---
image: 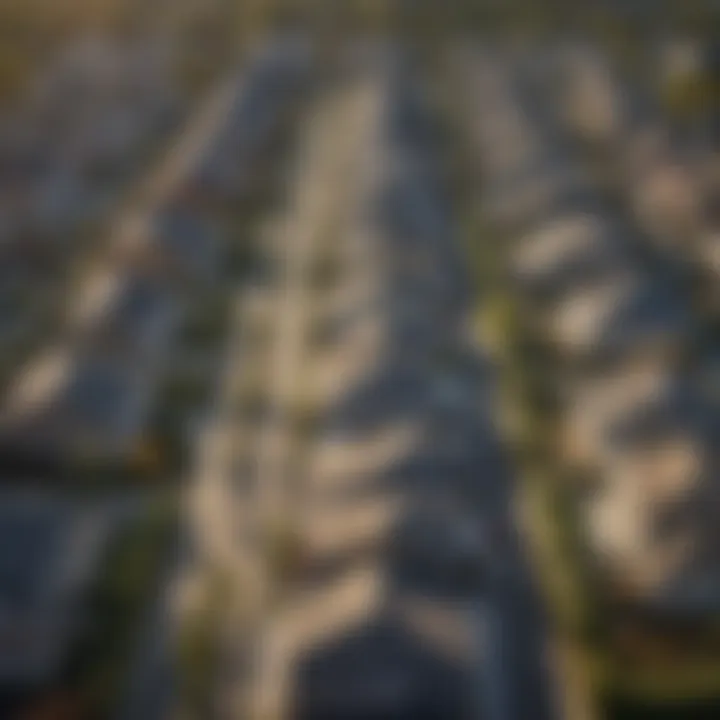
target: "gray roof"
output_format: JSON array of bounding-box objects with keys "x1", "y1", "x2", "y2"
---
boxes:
[
  {"x1": 75, "y1": 270, "x2": 178, "y2": 359},
  {"x1": 0, "y1": 494, "x2": 115, "y2": 683},
  {"x1": 0, "y1": 349, "x2": 146, "y2": 458},
  {"x1": 149, "y1": 207, "x2": 218, "y2": 281},
  {"x1": 548, "y1": 273, "x2": 690, "y2": 362},
  {"x1": 511, "y1": 213, "x2": 626, "y2": 300}
]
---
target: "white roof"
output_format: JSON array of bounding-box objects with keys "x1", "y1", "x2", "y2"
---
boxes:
[
  {"x1": 549, "y1": 274, "x2": 685, "y2": 359},
  {"x1": 566, "y1": 363, "x2": 718, "y2": 606},
  {"x1": 512, "y1": 213, "x2": 622, "y2": 291},
  {"x1": 2, "y1": 348, "x2": 74, "y2": 420}
]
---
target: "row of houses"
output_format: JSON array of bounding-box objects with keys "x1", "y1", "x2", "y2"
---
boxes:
[
  {"x1": 0, "y1": 35, "x2": 183, "y2": 252},
  {"x1": 243, "y1": 53, "x2": 519, "y2": 719},
  {"x1": 551, "y1": 41, "x2": 720, "y2": 312},
  {"x1": 0, "y1": 38, "x2": 311, "y2": 473},
  {"x1": 0, "y1": 35, "x2": 312, "y2": 717},
  {"x1": 0, "y1": 35, "x2": 191, "y2": 408},
  {"x1": 545, "y1": 47, "x2": 720, "y2": 608},
  {"x1": 463, "y1": 45, "x2": 720, "y2": 615},
  {"x1": 553, "y1": 44, "x2": 708, "y2": 243}
]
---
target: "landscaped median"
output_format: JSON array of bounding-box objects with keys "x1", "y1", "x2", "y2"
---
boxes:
[
  {"x1": 176, "y1": 565, "x2": 237, "y2": 720},
  {"x1": 433, "y1": 68, "x2": 609, "y2": 710},
  {"x1": 458, "y1": 204, "x2": 598, "y2": 630},
  {"x1": 474, "y1": 271, "x2": 606, "y2": 720}
]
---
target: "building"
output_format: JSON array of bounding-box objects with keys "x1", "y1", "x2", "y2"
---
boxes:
[
  {"x1": 547, "y1": 272, "x2": 689, "y2": 365},
  {"x1": 510, "y1": 213, "x2": 626, "y2": 303},
  {"x1": 71, "y1": 268, "x2": 179, "y2": 361},
  {"x1": 0, "y1": 491, "x2": 121, "y2": 685},
  {"x1": 0, "y1": 347, "x2": 146, "y2": 462}
]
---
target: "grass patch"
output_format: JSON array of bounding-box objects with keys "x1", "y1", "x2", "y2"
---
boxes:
[{"x1": 177, "y1": 567, "x2": 235, "y2": 719}]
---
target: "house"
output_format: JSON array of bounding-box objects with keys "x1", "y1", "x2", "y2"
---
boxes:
[
  {"x1": 510, "y1": 213, "x2": 626, "y2": 302},
  {"x1": 547, "y1": 272, "x2": 689, "y2": 365},
  {"x1": 630, "y1": 154, "x2": 705, "y2": 247},
  {"x1": 0, "y1": 492, "x2": 122, "y2": 686},
  {"x1": 561, "y1": 358, "x2": 720, "y2": 611},
  {"x1": 558, "y1": 43, "x2": 628, "y2": 145},
  {"x1": 585, "y1": 404, "x2": 715, "y2": 611},
  {"x1": 0, "y1": 347, "x2": 146, "y2": 462},
  {"x1": 113, "y1": 207, "x2": 219, "y2": 287},
  {"x1": 70, "y1": 268, "x2": 179, "y2": 361},
  {"x1": 484, "y1": 160, "x2": 594, "y2": 229}
]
